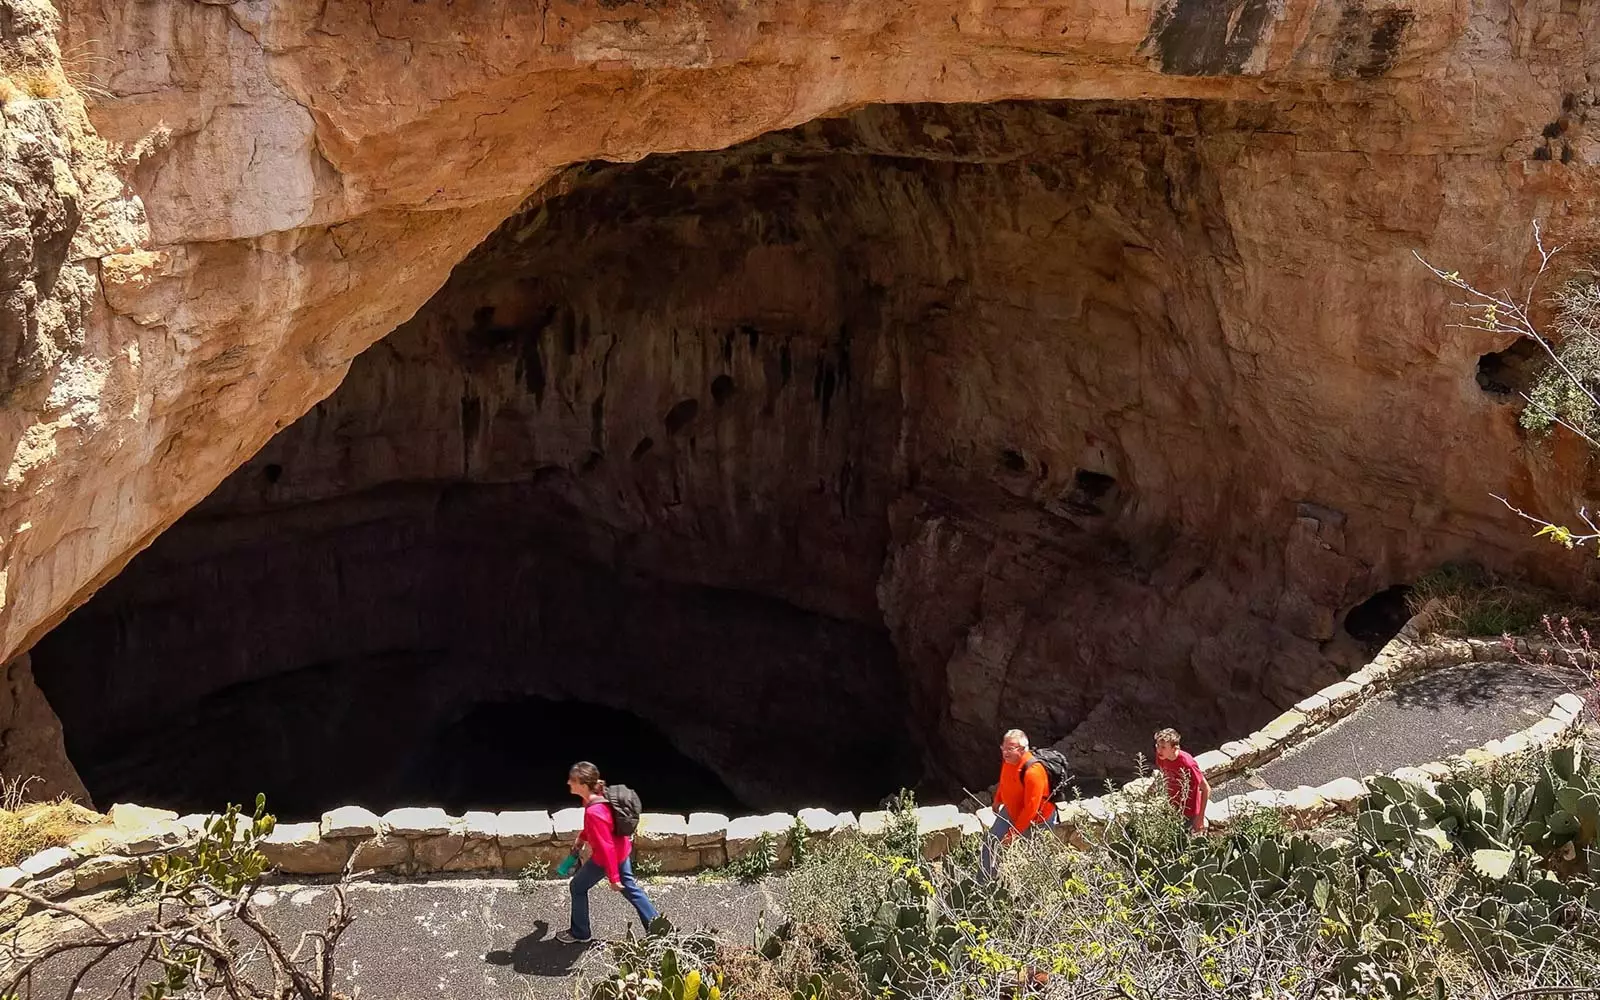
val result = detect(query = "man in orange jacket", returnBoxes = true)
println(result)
[981,728,1058,877]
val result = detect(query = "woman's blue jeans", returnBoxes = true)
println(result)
[568,857,658,940]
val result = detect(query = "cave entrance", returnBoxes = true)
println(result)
[28,97,1361,812]
[31,483,921,820]
[1343,584,1415,654]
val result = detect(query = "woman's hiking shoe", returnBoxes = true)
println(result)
[555,931,591,945]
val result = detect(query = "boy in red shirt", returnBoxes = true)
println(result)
[1153,727,1210,834]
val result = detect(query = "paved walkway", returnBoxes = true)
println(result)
[20,875,781,1000]
[1213,660,1588,800]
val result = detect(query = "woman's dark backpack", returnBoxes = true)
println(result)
[604,784,643,836]
[1028,748,1071,798]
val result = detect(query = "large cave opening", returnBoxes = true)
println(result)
[30,99,1369,818]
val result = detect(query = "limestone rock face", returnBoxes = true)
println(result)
[2,0,1600,798]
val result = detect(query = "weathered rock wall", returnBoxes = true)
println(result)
[3,0,1600,795]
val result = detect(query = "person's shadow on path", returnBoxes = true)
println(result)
[485,920,593,976]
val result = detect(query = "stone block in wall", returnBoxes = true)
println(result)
[635,814,688,848]
[1528,719,1566,743]
[975,807,996,831]
[1194,749,1232,774]
[1258,710,1308,743]
[463,812,499,840]
[698,845,728,868]
[73,855,140,892]
[442,838,500,872]
[176,814,246,842]
[19,847,74,877]
[958,813,983,838]
[1389,767,1437,788]
[1281,786,1331,818]
[34,869,77,899]
[795,808,843,836]
[916,806,964,859]
[553,808,585,840]
[1217,740,1253,763]
[1235,789,1293,811]
[725,813,795,862]
[321,806,382,839]
[108,803,178,831]
[1488,732,1534,756]
[1466,639,1502,661]
[497,811,554,847]
[382,807,453,838]
[637,845,701,873]
[856,811,890,837]
[262,823,351,875]
[414,833,466,870]
[1314,777,1367,813]
[1120,776,1157,796]
[1316,681,1361,705]
[116,820,190,856]
[1556,693,1587,716]
[685,813,728,848]
[0,867,25,888]
[349,835,411,871]
[1078,797,1115,825]
[1292,693,1331,718]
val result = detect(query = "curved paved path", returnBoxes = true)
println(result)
[1214,659,1588,801]
[20,875,781,1000]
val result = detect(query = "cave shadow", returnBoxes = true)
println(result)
[484,920,592,976]
[1386,659,1586,712]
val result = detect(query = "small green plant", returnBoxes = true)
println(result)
[633,854,663,879]
[718,832,779,883]
[881,789,920,861]
[787,817,812,869]
[517,858,552,892]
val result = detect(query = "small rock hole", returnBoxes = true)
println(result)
[1064,469,1117,516]
[1476,340,1542,396]
[999,448,1028,473]
[711,375,737,406]
[631,437,654,460]
[263,463,284,485]
[664,398,700,434]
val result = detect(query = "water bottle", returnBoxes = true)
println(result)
[555,851,580,877]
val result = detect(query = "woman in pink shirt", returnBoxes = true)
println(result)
[556,761,659,944]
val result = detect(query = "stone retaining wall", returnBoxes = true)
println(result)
[1,619,1589,909]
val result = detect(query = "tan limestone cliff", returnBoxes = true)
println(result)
[3,0,1600,792]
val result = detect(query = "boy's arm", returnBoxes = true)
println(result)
[1194,764,1212,826]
